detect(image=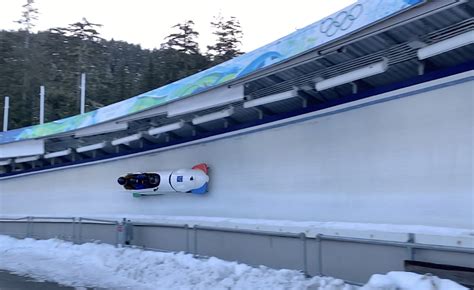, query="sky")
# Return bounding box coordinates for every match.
[0,0,356,52]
